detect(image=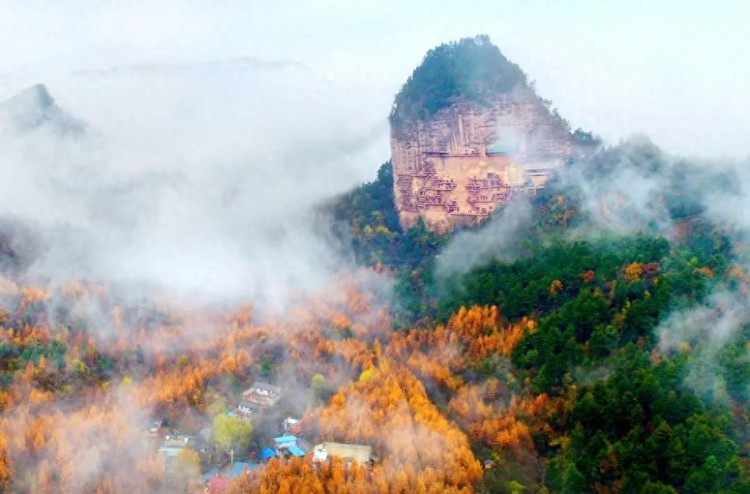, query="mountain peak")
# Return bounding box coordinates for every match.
[389,36,571,232]
[0,83,84,135]
[16,83,54,108]
[390,35,527,128]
